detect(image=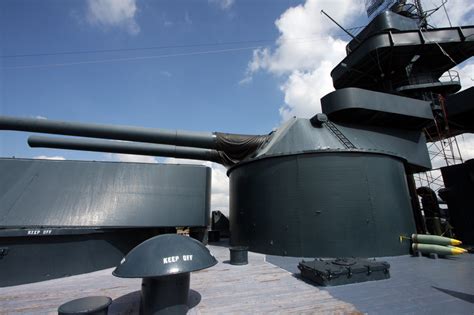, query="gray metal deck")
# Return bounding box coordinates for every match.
[267,253,474,314]
[0,242,473,314]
